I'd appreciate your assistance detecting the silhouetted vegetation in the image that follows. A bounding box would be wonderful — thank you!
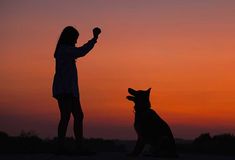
[176,133,235,155]
[0,131,125,154]
[0,131,235,155]
[193,133,235,155]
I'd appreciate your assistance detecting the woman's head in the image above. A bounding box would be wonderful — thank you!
[58,26,79,45]
[54,26,79,57]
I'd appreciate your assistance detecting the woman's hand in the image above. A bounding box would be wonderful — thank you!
[93,27,101,39]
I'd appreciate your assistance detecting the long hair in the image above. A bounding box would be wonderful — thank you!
[54,26,79,57]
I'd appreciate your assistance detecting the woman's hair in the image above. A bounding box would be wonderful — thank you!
[54,26,79,57]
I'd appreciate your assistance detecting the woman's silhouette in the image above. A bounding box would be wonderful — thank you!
[52,26,101,154]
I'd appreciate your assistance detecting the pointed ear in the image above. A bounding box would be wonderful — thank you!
[146,88,151,96]
[147,88,151,92]
[128,88,137,95]
[126,96,135,101]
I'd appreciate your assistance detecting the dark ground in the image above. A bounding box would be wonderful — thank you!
[1,131,235,160]
[1,153,235,160]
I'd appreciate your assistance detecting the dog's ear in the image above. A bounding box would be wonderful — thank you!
[128,88,137,96]
[146,88,151,96]
[126,96,135,101]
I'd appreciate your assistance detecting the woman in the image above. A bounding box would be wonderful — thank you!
[52,26,101,154]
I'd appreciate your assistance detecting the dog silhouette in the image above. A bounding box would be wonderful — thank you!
[127,88,177,157]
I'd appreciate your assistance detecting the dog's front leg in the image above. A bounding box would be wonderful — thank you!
[128,137,145,157]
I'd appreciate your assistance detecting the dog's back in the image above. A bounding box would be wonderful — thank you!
[135,108,176,150]
[134,108,172,138]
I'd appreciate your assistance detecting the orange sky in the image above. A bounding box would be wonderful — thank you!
[0,0,235,139]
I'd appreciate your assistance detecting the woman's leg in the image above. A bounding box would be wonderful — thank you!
[71,97,84,144]
[71,97,95,155]
[57,97,72,146]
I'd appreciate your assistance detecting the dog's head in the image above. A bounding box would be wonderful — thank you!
[127,88,151,111]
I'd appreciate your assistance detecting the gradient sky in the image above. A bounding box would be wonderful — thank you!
[1,0,235,139]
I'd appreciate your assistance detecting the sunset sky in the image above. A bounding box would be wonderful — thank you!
[1,0,235,139]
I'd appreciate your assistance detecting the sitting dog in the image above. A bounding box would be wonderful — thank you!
[127,88,177,157]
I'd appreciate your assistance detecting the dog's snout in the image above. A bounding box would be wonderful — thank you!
[128,88,136,95]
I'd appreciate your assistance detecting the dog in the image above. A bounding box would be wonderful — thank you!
[127,88,177,157]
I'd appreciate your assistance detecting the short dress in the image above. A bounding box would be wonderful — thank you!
[52,38,97,99]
